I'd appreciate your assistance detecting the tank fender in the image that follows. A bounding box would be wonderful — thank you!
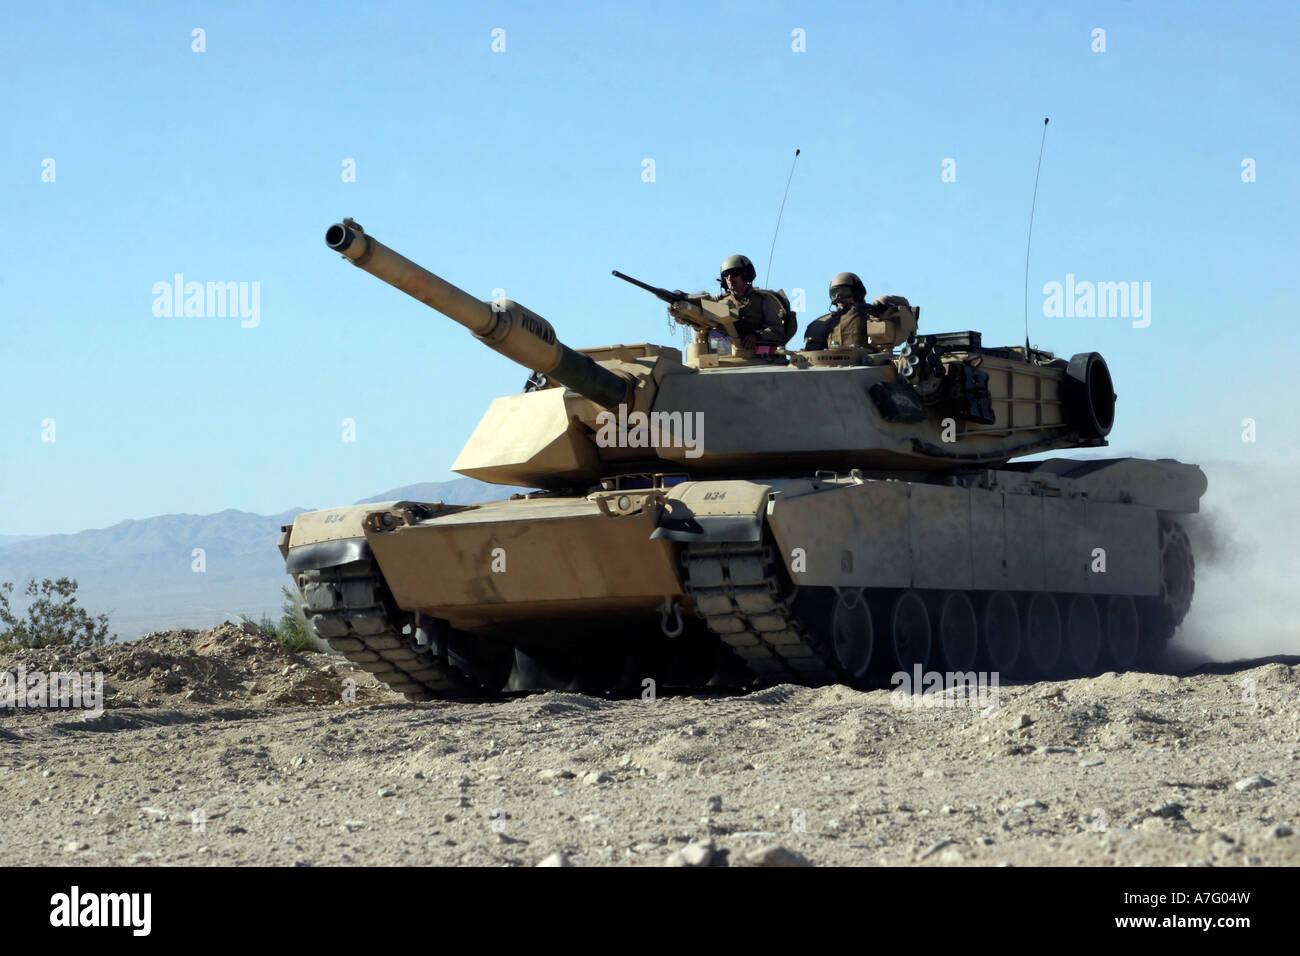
[650,480,775,542]
[283,501,402,572]
[285,537,372,573]
[1027,458,1207,513]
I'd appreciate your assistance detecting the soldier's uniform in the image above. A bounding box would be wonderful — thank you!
[710,288,793,346]
[802,313,836,351]
[804,272,905,351]
[805,302,881,350]
[707,254,796,347]
[828,301,880,347]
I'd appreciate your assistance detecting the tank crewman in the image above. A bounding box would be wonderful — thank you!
[705,254,795,350]
[804,272,911,350]
[804,272,872,350]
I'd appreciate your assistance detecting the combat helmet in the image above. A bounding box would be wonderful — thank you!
[719,254,757,285]
[830,271,867,303]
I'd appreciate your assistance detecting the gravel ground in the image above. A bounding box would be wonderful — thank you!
[2,623,1297,866]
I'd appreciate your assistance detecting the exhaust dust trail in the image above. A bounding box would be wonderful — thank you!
[1173,460,1300,662]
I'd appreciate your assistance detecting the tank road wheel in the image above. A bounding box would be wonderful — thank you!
[890,591,932,671]
[1063,594,1102,676]
[936,592,979,673]
[1022,593,1063,678]
[830,589,874,685]
[1137,519,1196,667]
[1104,594,1141,671]
[981,592,1021,674]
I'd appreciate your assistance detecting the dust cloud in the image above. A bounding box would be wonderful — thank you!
[1174,460,1300,662]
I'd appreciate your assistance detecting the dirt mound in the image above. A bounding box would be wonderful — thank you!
[0,620,398,710]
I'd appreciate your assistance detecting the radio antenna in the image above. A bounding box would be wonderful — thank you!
[764,148,800,287]
[1023,118,1049,353]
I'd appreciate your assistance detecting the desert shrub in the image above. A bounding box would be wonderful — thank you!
[0,578,112,649]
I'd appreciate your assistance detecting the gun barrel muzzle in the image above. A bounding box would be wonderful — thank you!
[325,221,631,409]
[326,221,496,336]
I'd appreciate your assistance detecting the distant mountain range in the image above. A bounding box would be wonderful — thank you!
[0,478,522,641]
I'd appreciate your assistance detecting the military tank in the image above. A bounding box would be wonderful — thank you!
[278,219,1205,700]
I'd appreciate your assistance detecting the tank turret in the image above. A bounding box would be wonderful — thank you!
[326,222,1121,488]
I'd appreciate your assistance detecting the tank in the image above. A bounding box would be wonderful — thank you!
[278,219,1206,700]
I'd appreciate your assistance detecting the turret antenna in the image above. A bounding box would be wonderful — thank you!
[1024,118,1049,353]
[764,148,801,287]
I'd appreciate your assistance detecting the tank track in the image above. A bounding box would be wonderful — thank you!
[685,521,1195,686]
[682,541,841,685]
[294,559,473,701]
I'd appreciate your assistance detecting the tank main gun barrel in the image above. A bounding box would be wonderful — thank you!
[325,220,632,409]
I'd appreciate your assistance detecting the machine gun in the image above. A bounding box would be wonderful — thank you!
[611,270,741,341]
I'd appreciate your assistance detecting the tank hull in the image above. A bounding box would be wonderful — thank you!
[281,457,1204,698]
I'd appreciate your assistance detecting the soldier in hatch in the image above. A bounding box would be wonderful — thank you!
[705,254,796,351]
[804,272,910,351]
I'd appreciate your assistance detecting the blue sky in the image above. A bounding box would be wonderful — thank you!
[3,0,1297,535]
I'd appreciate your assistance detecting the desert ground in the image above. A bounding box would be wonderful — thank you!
[1,621,1296,867]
